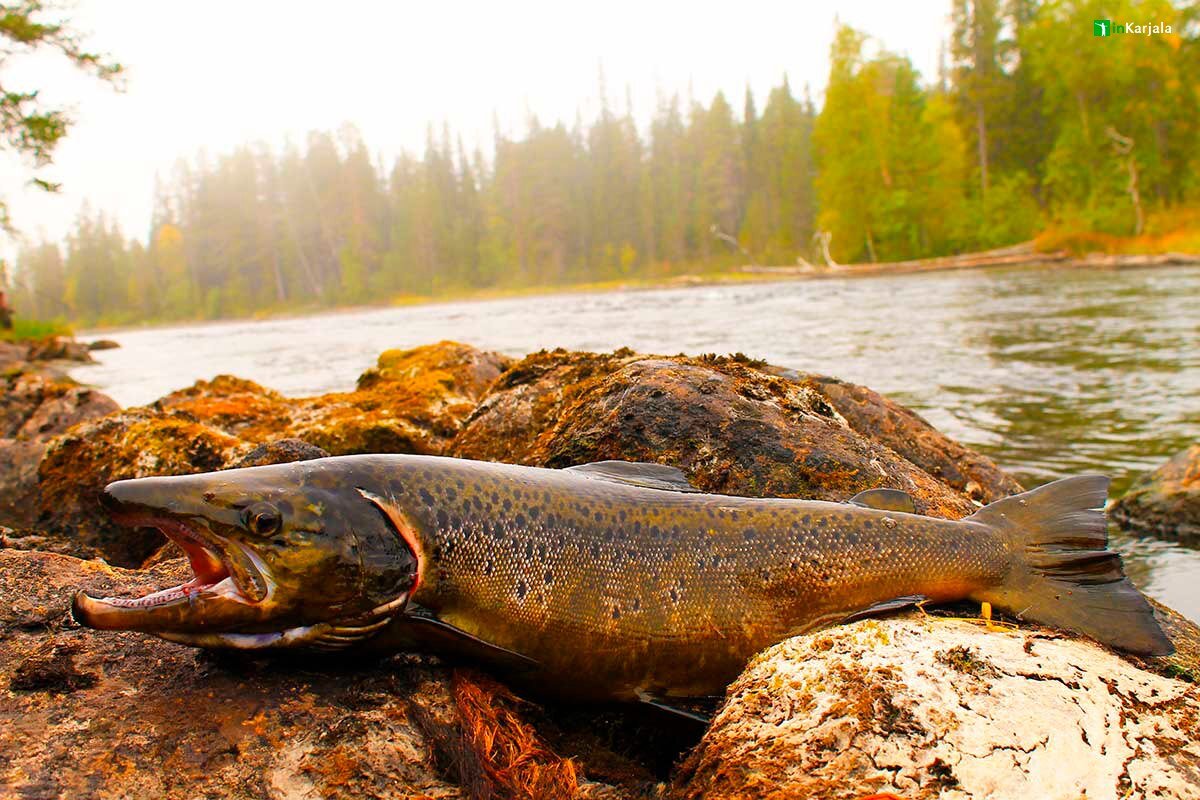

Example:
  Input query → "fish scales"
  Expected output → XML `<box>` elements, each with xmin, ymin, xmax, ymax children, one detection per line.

<box><xmin>375</xmin><ymin>458</ymin><xmax>1010</xmax><ymax>699</ymax></box>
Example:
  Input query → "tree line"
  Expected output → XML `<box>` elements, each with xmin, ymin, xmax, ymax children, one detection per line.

<box><xmin>10</xmin><ymin>0</ymin><xmax>1199</xmax><ymax>325</ymax></box>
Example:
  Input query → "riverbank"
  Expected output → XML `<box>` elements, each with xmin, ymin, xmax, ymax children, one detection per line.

<box><xmin>77</xmin><ymin>236</ymin><xmax>1200</xmax><ymax>337</ymax></box>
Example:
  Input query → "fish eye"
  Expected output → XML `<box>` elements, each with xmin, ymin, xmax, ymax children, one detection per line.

<box><xmin>241</xmin><ymin>502</ymin><xmax>282</xmax><ymax>536</ymax></box>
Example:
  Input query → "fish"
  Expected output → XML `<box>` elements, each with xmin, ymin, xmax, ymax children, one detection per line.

<box><xmin>73</xmin><ymin>454</ymin><xmax>1173</xmax><ymax>709</ymax></box>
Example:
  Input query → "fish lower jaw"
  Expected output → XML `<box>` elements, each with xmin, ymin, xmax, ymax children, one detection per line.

<box><xmin>97</xmin><ymin>576</ymin><xmax>243</xmax><ymax>609</ymax></box>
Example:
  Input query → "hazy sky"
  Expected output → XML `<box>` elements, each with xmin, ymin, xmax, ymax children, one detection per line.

<box><xmin>0</xmin><ymin>1</ymin><xmax>951</xmax><ymax>257</ymax></box>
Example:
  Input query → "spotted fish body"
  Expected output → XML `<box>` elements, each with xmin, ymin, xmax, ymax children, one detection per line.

<box><xmin>359</xmin><ymin>455</ymin><xmax>1165</xmax><ymax>700</ymax></box>
<box><xmin>75</xmin><ymin>454</ymin><xmax>1172</xmax><ymax>703</ymax></box>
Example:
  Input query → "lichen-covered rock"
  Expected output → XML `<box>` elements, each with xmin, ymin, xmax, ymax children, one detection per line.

<box><xmin>357</xmin><ymin>339</ymin><xmax>512</xmax><ymax>395</ymax></box>
<box><xmin>36</xmin><ymin>409</ymin><xmax>247</xmax><ymax>566</ymax></box>
<box><xmin>1111</xmin><ymin>443</ymin><xmax>1200</xmax><ymax>546</ymax></box>
<box><xmin>453</xmin><ymin>350</ymin><xmax>982</xmax><ymax>518</ymax></box>
<box><xmin>25</xmin><ymin>335</ymin><xmax>95</xmax><ymax>363</ymax></box>
<box><xmin>770</xmin><ymin>369</ymin><xmax>1023</xmax><ymax>503</ymax></box>
<box><xmin>0</xmin><ymin>371</ymin><xmax>118</xmax><ymax>527</ymax></box>
<box><xmin>0</xmin><ymin>549</ymin><xmax>462</xmax><ymax>799</ymax></box>
<box><xmin>672</xmin><ymin>616</ymin><xmax>1200</xmax><ymax>800</ymax></box>
<box><xmin>30</xmin><ymin>342</ymin><xmax>509</xmax><ymax>566</ymax></box>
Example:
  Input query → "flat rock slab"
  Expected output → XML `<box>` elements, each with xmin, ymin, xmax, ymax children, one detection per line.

<box><xmin>674</xmin><ymin>615</ymin><xmax>1200</xmax><ymax>800</ymax></box>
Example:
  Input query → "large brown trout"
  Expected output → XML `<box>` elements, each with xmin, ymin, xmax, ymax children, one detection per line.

<box><xmin>73</xmin><ymin>455</ymin><xmax>1172</xmax><ymax>706</ymax></box>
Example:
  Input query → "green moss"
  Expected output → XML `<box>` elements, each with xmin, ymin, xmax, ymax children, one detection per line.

<box><xmin>0</xmin><ymin>318</ymin><xmax>72</xmax><ymax>342</ymax></box>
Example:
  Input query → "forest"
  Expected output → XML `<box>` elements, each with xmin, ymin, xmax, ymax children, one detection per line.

<box><xmin>9</xmin><ymin>0</ymin><xmax>1200</xmax><ymax>325</ymax></box>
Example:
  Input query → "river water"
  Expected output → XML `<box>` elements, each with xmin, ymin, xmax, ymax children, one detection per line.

<box><xmin>76</xmin><ymin>264</ymin><xmax>1200</xmax><ymax>621</ymax></box>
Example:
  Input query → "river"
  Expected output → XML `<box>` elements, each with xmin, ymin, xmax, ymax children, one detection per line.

<box><xmin>76</xmin><ymin>264</ymin><xmax>1200</xmax><ymax>621</ymax></box>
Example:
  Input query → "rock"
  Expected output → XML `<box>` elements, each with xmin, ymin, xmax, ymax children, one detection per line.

<box><xmin>26</xmin><ymin>335</ymin><xmax>94</xmax><ymax>364</ymax></box>
<box><xmin>357</xmin><ymin>339</ymin><xmax>511</xmax><ymax>395</ymax></box>
<box><xmin>85</xmin><ymin>339</ymin><xmax>121</xmax><ymax>351</ymax></box>
<box><xmin>229</xmin><ymin>438</ymin><xmax>331</xmax><ymax>469</ymax></box>
<box><xmin>0</xmin><ymin>549</ymin><xmax>627</xmax><ymax>799</ymax></box>
<box><xmin>769</xmin><ymin>368</ymin><xmax>1023</xmax><ymax>503</ymax></box>
<box><xmin>672</xmin><ymin>615</ymin><xmax>1200</xmax><ymax>800</ymax></box>
<box><xmin>31</xmin><ymin>342</ymin><xmax>510</xmax><ymax>566</ymax></box>
<box><xmin>0</xmin><ymin>549</ymin><xmax>461</xmax><ymax>799</ymax></box>
<box><xmin>0</xmin><ymin>371</ymin><xmax>119</xmax><ymax>528</ymax></box>
<box><xmin>453</xmin><ymin>350</ymin><xmax>988</xmax><ymax>518</ymax></box>
<box><xmin>1111</xmin><ymin>443</ymin><xmax>1200</xmax><ymax>545</ymax></box>
<box><xmin>36</xmin><ymin>409</ymin><xmax>247</xmax><ymax>566</ymax></box>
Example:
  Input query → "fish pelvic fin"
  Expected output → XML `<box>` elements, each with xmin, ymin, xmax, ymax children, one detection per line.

<box><xmin>968</xmin><ymin>475</ymin><xmax>1173</xmax><ymax>657</ymax></box>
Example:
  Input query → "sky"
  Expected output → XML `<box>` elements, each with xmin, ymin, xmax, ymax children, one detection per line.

<box><xmin>0</xmin><ymin>1</ymin><xmax>952</xmax><ymax>258</ymax></box>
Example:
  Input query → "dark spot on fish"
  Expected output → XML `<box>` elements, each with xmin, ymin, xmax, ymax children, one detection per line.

<box><xmin>612</xmin><ymin>606</ymin><xmax>620</xmax><ymax>620</ymax></box>
<box><xmin>525</xmin><ymin>541</ymin><xmax>534</xmax><ymax>558</ymax></box>
<box><xmin>490</xmin><ymin>492</ymin><xmax>500</xmax><ymax>504</ymax></box>
<box><xmin>590</xmin><ymin>543</ymin><xmax>601</xmax><ymax>558</ymax></box>
<box><xmin>456</xmin><ymin>479</ymin><xmax>465</xmax><ymax>491</ymax></box>
<box><xmin>503</xmin><ymin>498</ymin><xmax>513</xmax><ymax>512</ymax></box>
<box><xmin>472</xmin><ymin>496</ymin><xmax>483</xmax><ymax>511</ymax></box>
<box><xmin>419</xmin><ymin>489</ymin><xmax>434</xmax><ymax>506</ymax></box>
<box><xmin>801</xmin><ymin>515</ymin><xmax>811</xmax><ymax>525</ymax></box>
<box><xmin>514</xmin><ymin>513</ymin><xmax>526</xmax><ymax>528</ymax></box>
<box><xmin>538</xmin><ymin>544</ymin><xmax>547</xmax><ymax>559</ymax></box>
<box><xmin>484</xmin><ymin>559</ymin><xmax>494</xmax><ymax>576</ymax></box>
<box><xmin>528</xmin><ymin>506</ymin><xmax>540</xmax><ymax>520</ymax></box>
<box><xmin>543</xmin><ymin>569</ymin><xmax>553</xmax><ymax>585</ymax></box>
<box><xmin>436</xmin><ymin>509</ymin><xmax>449</xmax><ymax>528</ymax></box>
<box><xmin>632</xmin><ymin>597</ymin><xmax>641</xmax><ymax>612</ymax></box>
<box><xmin>759</xmin><ymin>567</ymin><xmax>771</xmax><ymax>581</ymax></box>
<box><xmin>618</xmin><ymin>510</ymin><xmax>627</xmax><ymax>521</ymax></box>
<box><xmin>862</xmin><ymin>520</ymin><xmax>873</xmax><ymax>530</ymax></box>
<box><xmin>663</xmin><ymin>549</ymin><xmax>674</xmax><ymax>562</ymax></box>
<box><xmin>594</xmin><ymin>511</ymin><xmax>603</xmax><ymax>522</ymax></box>
<box><xmin>669</xmin><ymin>587</ymin><xmax>680</xmax><ymax>603</ymax></box>
<box><xmin>515</xmin><ymin>580</ymin><xmax>528</xmax><ymax>600</ymax></box>
<box><xmin>445</xmin><ymin>487</ymin><xmax>457</xmax><ymax>502</ymax></box>
<box><xmin>744</xmin><ymin>528</ymin><xmax>757</xmax><ymax>541</ymax></box>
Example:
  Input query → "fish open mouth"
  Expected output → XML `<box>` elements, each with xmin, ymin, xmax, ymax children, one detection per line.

<box><xmin>73</xmin><ymin>508</ymin><xmax>272</xmax><ymax>631</ymax></box>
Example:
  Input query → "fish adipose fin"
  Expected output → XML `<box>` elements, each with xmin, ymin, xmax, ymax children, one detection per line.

<box><xmin>565</xmin><ymin>461</ymin><xmax>701</xmax><ymax>493</ymax></box>
<box><xmin>848</xmin><ymin>488</ymin><xmax>916</xmax><ymax>514</ymax></box>
<box><xmin>969</xmin><ymin>475</ymin><xmax>1173</xmax><ymax>656</ymax></box>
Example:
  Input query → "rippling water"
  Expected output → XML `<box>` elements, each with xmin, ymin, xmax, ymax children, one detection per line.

<box><xmin>76</xmin><ymin>264</ymin><xmax>1200</xmax><ymax>621</ymax></box>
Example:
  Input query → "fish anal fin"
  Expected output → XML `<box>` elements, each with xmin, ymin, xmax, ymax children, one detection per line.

<box><xmin>565</xmin><ymin>460</ymin><xmax>700</xmax><ymax>493</ymax></box>
<box><xmin>841</xmin><ymin>595</ymin><xmax>928</xmax><ymax>624</ymax></box>
<box><xmin>402</xmin><ymin>603</ymin><xmax>539</xmax><ymax>670</ymax></box>
<box><xmin>635</xmin><ymin>689</ymin><xmax>718</xmax><ymax>724</ymax></box>
<box><xmin>848</xmin><ymin>488</ymin><xmax>916</xmax><ymax>514</ymax></box>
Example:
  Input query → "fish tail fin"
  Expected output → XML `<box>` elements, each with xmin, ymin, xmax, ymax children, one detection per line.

<box><xmin>968</xmin><ymin>475</ymin><xmax>1173</xmax><ymax>656</ymax></box>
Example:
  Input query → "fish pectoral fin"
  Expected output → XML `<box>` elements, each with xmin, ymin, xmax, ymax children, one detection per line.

<box><xmin>635</xmin><ymin>690</ymin><xmax>719</xmax><ymax>724</ymax></box>
<box><xmin>402</xmin><ymin>603</ymin><xmax>539</xmax><ymax>671</ymax></box>
<box><xmin>841</xmin><ymin>595</ymin><xmax>929</xmax><ymax>624</ymax></box>
<box><xmin>847</xmin><ymin>488</ymin><xmax>917</xmax><ymax>514</ymax></box>
<box><xmin>565</xmin><ymin>460</ymin><xmax>701</xmax><ymax>493</ymax></box>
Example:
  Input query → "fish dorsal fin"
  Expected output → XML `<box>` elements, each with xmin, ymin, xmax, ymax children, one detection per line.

<box><xmin>848</xmin><ymin>487</ymin><xmax>916</xmax><ymax>514</ymax></box>
<box><xmin>565</xmin><ymin>460</ymin><xmax>701</xmax><ymax>493</ymax></box>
